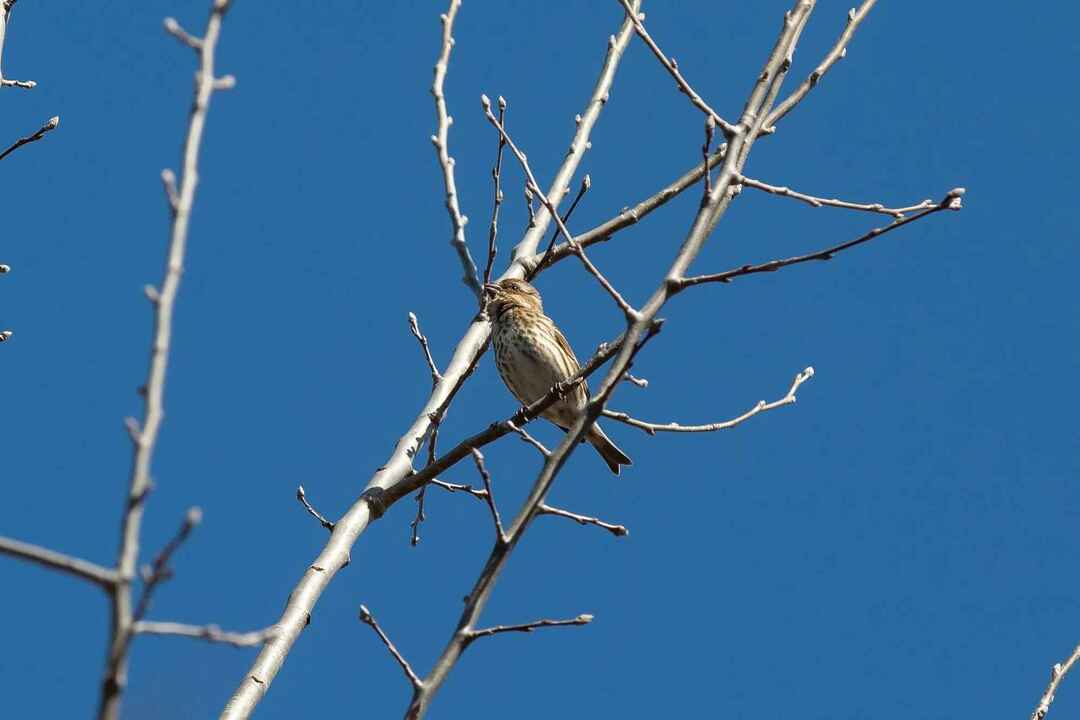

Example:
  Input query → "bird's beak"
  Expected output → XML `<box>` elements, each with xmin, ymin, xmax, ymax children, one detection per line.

<box><xmin>483</xmin><ymin>283</ymin><xmax>500</xmax><ymax>297</ymax></box>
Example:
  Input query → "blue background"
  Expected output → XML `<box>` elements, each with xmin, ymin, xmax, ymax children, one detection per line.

<box><xmin>2</xmin><ymin>1</ymin><xmax>1077</xmax><ymax>718</ymax></box>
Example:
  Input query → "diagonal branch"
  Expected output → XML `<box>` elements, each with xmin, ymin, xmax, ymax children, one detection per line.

<box><xmin>359</xmin><ymin>605</ymin><xmax>423</xmax><ymax>690</ymax></box>
<box><xmin>676</xmin><ymin>188</ymin><xmax>964</xmax><ymax>289</ymax></box>
<box><xmin>134</xmin><ymin>621</ymin><xmax>275</xmax><ymax>648</ymax></box>
<box><xmin>0</xmin><ymin>116</ymin><xmax>58</xmax><ymax>161</ymax></box>
<box><xmin>471</xmin><ymin>449</ymin><xmax>505</xmax><ymax>542</ymax></box>
<box><xmin>407</xmin><ymin>312</ymin><xmax>442</xmax><ymax>386</ymax></box>
<box><xmin>296</xmin><ymin>485</ymin><xmax>335</xmax><ymax>532</ymax></box>
<box><xmin>0</xmin><ymin>0</ymin><xmax>36</xmax><ymax>89</ymax></box>
<box><xmin>431</xmin><ymin>0</ymin><xmax>482</xmax><ymax>298</ymax></box>
<box><xmin>604</xmin><ymin>367</ymin><xmax>814</xmax><ymax>434</ymax></box>
<box><xmin>616</xmin><ymin>0</ymin><xmax>737</xmax><ymax>137</ymax></box>
<box><xmin>736</xmin><ymin>173</ymin><xmax>935</xmax><ymax>218</ymax></box>
<box><xmin>133</xmin><ymin>507</ymin><xmax>203</xmax><ymax>622</ymax></box>
<box><xmin>533</xmin><ymin>174</ymin><xmax>591</xmax><ymax>276</ymax></box>
<box><xmin>0</xmin><ymin>536</ymin><xmax>119</xmax><ymax>589</ymax></box>
<box><xmin>1032</xmin><ymin>644</ymin><xmax>1080</xmax><ymax>720</ymax></box>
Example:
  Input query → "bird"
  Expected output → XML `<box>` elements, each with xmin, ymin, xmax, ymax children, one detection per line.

<box><xmin>484</xmin><ymin>278</ymin><xmax>631</xmax><ymax>475</ymax></box>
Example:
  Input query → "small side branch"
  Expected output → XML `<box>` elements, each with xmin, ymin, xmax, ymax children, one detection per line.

<box><xmin>0</xmin><ymin>0</ymin><xmax>36</xmax><ymax>88</ymax></box>
<box><xmin>465</xmin><ymin>614</ymin><xmax>593</xmax><ymax>644</ymax></box>
<box><xmin>430</xmin><ymin>0</ymin><xmax>482</xmax><ymax>298</ymax></box>
<box><xmin>737</xmin><ymin>173</ymin><xmax>934</xmax><ymax>218</ymax></box>
<box><xmin>538</xmin><ymin>503</ymin><xmax>628</xmax><ymax>537</ymax></box>
<box><xmin>676</xmin><ymin>189</ymin><xmax>965</xmax><ymax>289</ymax></box>
<box><xmin>483</xmin><ymin>96</ymin><xmax>507</xmax><ymax>285</ymax></box>
<box><xmin>604</xmin><ymin>367</ymin><xmax>814</xmax><ymax>435</ymax></box>
<box><xmin>0</xmin><ymin>116</ymin><xmax>58</xmax><ymax>161</ymax></box>
<box><xmin>1032</xmin><ymin>644</ymin><xmax>1080</xmax><ymax>720</ymax></box>
<box><xmin>533</xmin><ymin>174</ymin><xmax>591</xmax><ymax>276</ymax></box>
<box><xmin>616</xmin><ymin>0</ymin><xmax>737</xmax><ymax>136</ymax></box>
<box><xmin>359</xmin><ymin>605</ymin><xmax>423</xmax><ymax>690</ymax></box>
<box><xmin>0</xmin><ymin>535</ymin><xmax>119</xmax><ymax>589</ymax></box>
<box><xmin>133</xmin><ymin>507</ymin><xmax>203</xmax><ymax>622</ymax></box>
<box><xmin>407</xmin><ymin>312</ymin><xmax>442</xmax><ymax>387</ymax></box>
<box><xmin>471</xmin><ymin>449</ymin><xmax>506</xmax><ymax>543</ymax></box>
<box><xmin>764</xmin><ymin>0</ymin><xmax>878</xmax><ymax>132</ymax></box>
<box><xmin>296</xmin><ymin>486</ymin><xmax>335</xmax><ymax>532</ymax></box>
<box><xmin>481</xmin><ymin>95</ymin><xmax>639</xmax><ymax>321</ymax></box>
<box><xmin>134</xmin><ymin>621</ymin><xmax>274</xmax><ymax>648</ymax></box>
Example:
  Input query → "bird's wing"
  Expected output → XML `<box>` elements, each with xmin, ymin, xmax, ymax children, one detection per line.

<box><xmin>549</xmin><ymin>321</ymin><xmax>591</xmax><ymax>400</ymax></box>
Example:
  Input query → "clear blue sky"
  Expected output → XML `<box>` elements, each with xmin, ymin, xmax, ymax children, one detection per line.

<box><xmin>2</xmin><ymin>1</ymin><xmax>1077</xmax><ymax>718</ymax></box>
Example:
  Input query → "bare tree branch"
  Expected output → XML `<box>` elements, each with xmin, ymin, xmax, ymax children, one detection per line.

<box><xmin>221</xmin><ymin>4</ymin><xmax>639</xmax><ymax>710</ymax></box>
<box><xmin>471</xmin><ymin>449</ymin><xmax>505</xmax><ymax>542</ymax></box>
<box><xmin>296</xmin><ymin>485</ymin><xmax>335</xmax><ymax>532</ymax></box>
<box><xmin>0</xmin><ymin>116</ymin><xmax>58</xmax><ymax>161</ymax></box>
<box><xmin>537</xmin><ymin>504</ymin><xmax>628</xmax><ymax>537</ymax></box>
<box><xmin>676</xmin><ymin>188</ymin><xmax>964</xmax><ymax>289</ymax></box>
<box><xmin>482</xmin><ymin>94</ymin><xmax>639</xmax><ymax>321</ymax></box>
<box><xmin>0</xmin><ymin>536</ymin><xmax>119</xmax><ymax>589</ymax></box>
<box><xmin>533</xmin><ymin>173</ymin><xmax>591</xmax><ymax>276</ymax></box>
<box><xmin>133</xmin><ymin>621</ymin><xmax>275</xmax><ymax>648</ymax></box>
<box><xmin>616</xmin><ymin>0</ymin><xmax>737</xmax><ymax>137</ymax></box>
<box><xmin>0</xmin><ymin>0</ymin><xmax>36</xmax><ymax>88</ymax></box>
<box><xmin>431</xmin><ymin>0</ymin><xmax>482</xmax><ymax>299</ymax></box>
<box><xmin>1032</xmin><ymin>644</ymin><xmax>1080</xmax><ymax>720</ymax></box>
<box><xmin>133</xmin><ymin>507</ymin><xmax>203</xmax><ymax>623</ymax></box>
<box><xmin>737</xmin><ymin>173</ymin><xmax>935</xmax><ymax>218</ymax></box>
<box><xmin>604</xmin><ymin>367</ymin><xmax>814</xmax><ymax>435</ymax></box>
<box><xmin>465</xmin><ymin>614</ymin><xmax>593</xmax><ymax>643</ymax></box>
<box><xmin>764</xmin><ymin>0</ymin><xmax>877</xmax><ymax>132</ymax></box>
<box><xmin>407</xmin><ymin>312</ymin><xmax>442</xmax><ymax>386</ymax></box>
<box><xmin>98</xmin><ymin>3</ymin><xmax>234</xmax><ymax>717</ymax></box>
<box><xmin>483</xmin><ymin>96</ymin><xmax>507</xmax><ymax>285</ymax></box>
<box><xmin>358</xmin><ymin>605</ymin><xmax>423</xmax><ymax>690</ymax></box>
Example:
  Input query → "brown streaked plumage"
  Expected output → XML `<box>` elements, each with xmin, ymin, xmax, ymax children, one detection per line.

<box><xmin>484</xmin><ymin>278</ymin><xmax>631</xmax><ymax>475</ymax></box>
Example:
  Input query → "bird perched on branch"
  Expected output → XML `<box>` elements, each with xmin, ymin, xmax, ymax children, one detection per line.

<box><xmin>484</xmin><ymin>278</ymin><xmax>631</xmax><ymax>475</ymax></box>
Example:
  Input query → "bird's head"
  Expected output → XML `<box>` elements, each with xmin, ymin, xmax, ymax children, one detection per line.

<box><xmin>483</xmin><ymin>278</ymin><xmax>543</xmax><ymax>316</ymax></box>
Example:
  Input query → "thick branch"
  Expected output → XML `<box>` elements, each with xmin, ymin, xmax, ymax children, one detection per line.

<box><xmin>676</xmin><ymin>188</ymin><xmax>964</xmax><ymax>289</ymax></box>
<box><xmin>604</xmin><ymin>367</ymin><xmax>813</xmax><ymax>435</ymax></box>
<box><xmin>220</xmin><ymin>3</ymin><xmax>637</xmax><ymax>715</ymax></box>
<box><xmin>0</xmin><ymin>536</ymin><xmax>119</xmax><ymax>589</ymax></box>
<box><xmin>1032</xmin><ymin>644</ymin><xmax>1080</xmax><ymax>720</ymax></box>
<box><xmin>99</xmin><ymin>3</ymin><xmax>233</xmax><ymax>718</ymax></box>
<box><xmin>0</xmin><ymin>116</ymin><xmax>58</xmax><ymax>161</ymax></box>
<box><xmin>431</xmin><ymin>0</ymin><xmax>482</xmax><ymax>298</ymax></box>
<box><xmin>134</xmin><ymin>621</ymin><xmax>274</xmax><ymax>648</ymax></box>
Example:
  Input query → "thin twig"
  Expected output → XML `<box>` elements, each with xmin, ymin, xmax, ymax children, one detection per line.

<box><xmin>407</xmin><ymin>312</ymin><xmax>442</xmax><ymax>386</ymax></box>
<box><xmin>99</xmin><ymin>3</ymin><xmax>233</xmax><ymax>718</ymax></box>
<box><xmin>616</xmin><ymin>0</ymin><xmax>737</xmax><ymax>136</ymax></box>
<box><xmin>133</xmin><ymin>621</ymin><xmax>275</xmax><ymax>648</ymax></box>
<box><xmin>359</xmin><ymin>605</ymin><xmax>423</xmax><ymax>690</ymax></box>
<box><xmin>737</xmin><ymin>173</ymin><xmax>933</xmax><ymax>218</ymax></box>
<box><xmin>524</xmin><ymin>184</ymin><xmax>536</xmax><ymax>228</ymax></box>
<box><xmin>676</xmin><ymin>188</ymin><xmax>965</xmax><ymax>289</ymax></box>
<box><xmin>430</xmin><ymin>0</ymin><xmax>482</xmax><ymax>298</ymax></box>
<box><xmin>471</xmin><ymin>449</ymin><xmax>505</xmax><ymax>541</ymax></box>
<box><xmin>482</xmin><ymin>95</ymin><xmax>639</xmax><ymax>321</ymax></box>
<box><xmin>0</xmin><ymin>116</ymin><xmax>58</xmax><ymax>161</ymax></box>
<box><xmin>0</xmin><ymin>0</ymin><xmax>36</xmax><ymax>88</ymax></box>
<box><xmin>604</xmin><ymin>367</ymin><xmax>814</xmax><ymax>435</ymax></box>
<box><xmin>483</xmin><ymin>96</ymin><xmax>507</xmax><ymax>286</ymax></box>
<box><xmin>701</xmin><ymin>116</ymin><xmax>716</xmax><ymax>202</ymax></box>
<box><xmin>465</xmin><ymin>614</ymin><xmax>593</xmax><ymax>644</ymax></box>
<box><xmin>506</xmin><ymin>420</ymin><xmax>550</xmax><ymax>456</ymax></box>
<box><xmin>0</xmin><ymin>536</ymin><xmax>119</xmax><ymax>589</ymax></box>
<box><xmin>764</xmin><ymin>0</ymin><xmax>877</xmax><ymax>132</ymax></box>
<box><xmin>296</xmin><ymin>486</ymin><xmax>335</xmax><ymax>532</ymax></box>
<box><xmin>623</xmin><ymin>372</ymin><xmax>648</xmax><ymax>388</ymax></box>
<box><xmin>133</xmin><ymin>507</ymin><xmax>203</xmax><ymax>622</ymax></box>
<box><xmin>1032</xmin><ymin>644</ymin><xmax>1080</xmax><ymax>720</ymax></box>
<box><xmin>538</xmin><ymin>504</ymin><xmax>628</xmax><ymax>537</ymax></box>
<box><xmin>534</xmin><ymin>174</ymin><xmax>591</xmax><ymax>276</ymax></box>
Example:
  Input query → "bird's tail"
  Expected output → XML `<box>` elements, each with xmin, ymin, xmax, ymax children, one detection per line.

<box><xmin>587</xmin><ymin>425</ymin><xmax>632</xmax><ymax>475</ymax></box>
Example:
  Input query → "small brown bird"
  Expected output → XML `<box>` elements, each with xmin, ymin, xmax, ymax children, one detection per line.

<box><xmin>484</xmin><ymin>278</ymin><xmax>631</xmax><ymax>475</ymax></box>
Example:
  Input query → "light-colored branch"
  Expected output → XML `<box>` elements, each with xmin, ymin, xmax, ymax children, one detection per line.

<box><xmin>1032</xmin><ymin>644</ymin><xmax>1080</xmax><ymax>720</ymax></box>
<box><xmin>0</xmin><ymin>536</ymin><xmax>119</xmax><ymax>589</ymax></box>
<box><xmin>465</xmin><ymin>614</ymin><xmax>593</xmax><ymax>643</ymax></box>
<box><xmin>220</xmin><ymin>4</ymin><xmax>637</xmax><ymax>712</ymax></box>
<box><xmin>358</xmin><ymin>605</ymin><xmax>423</xmax><ymax>690</ymax></box>
<box><xmin>737</xmin><ymin>173</ymin><xmax>934</xmax><ymax>218</ymax></box>
<box><xmin>482</xmin><ymin>95</ymin><xmax>639</xmax><ymax>321</ymax></box>
<box><xmin>616</xmin><ymin>1</ymin><xmax>737</xmax><ymax>136</ymax></box>
<box><xmin>99</xmin><ymin>3</ymin><xmax>233</xmax><ymax>718</ymax></box>
<box><xmin>0</xmin><ymin>116</ymin><xmax>58</xmax><ymax>161</ymax></box>
<box><xmin>296</xmin><ymin>485</ymin><xmax>335</xmax><ymax>532</ymax></box>
<box><xmin>431</xmin><ymin>0</ymin><xmax>482</xmax><ymax>299</ymax></box>
<box><xmin>471</xmin><ymin>449</ymin><xmax>505</xmax><ymax>542</ymax></box>
<box><xmin>0</xmin><ymin>0</ymin><xmax>36</xmax><ymax>88</ymax></box>
<box><xmin>676</xmin><ymin>188</ymin><xmax>964</xmax><ymax>289</ymax></box>
<box><xmin>533</xmin><ymin>173</ymin><xmax>591</xmax><ymax>275</ymax></box>
<box><xmin>605</xmin><ymin>367</ymin><xmax>813</xmax><ymax>434</ymax></box>
<box><xmin>133</xmin><ymin>621</ymin><xmax>274</xmax><ymax>648</ymax></box>
<box><xmin>764</xmin><ymin>0</ymin><xmax>877</xmax><ymax>132</ymax></box>
<box><xmin>538</xmin><ymin>504</ymin><xmax>628</xmax><ymax>537</ymax></box>
<box><xmin>132</xmin><ymin>507</ymin><xmax>203</xmax><ymax>623</ymax></box>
